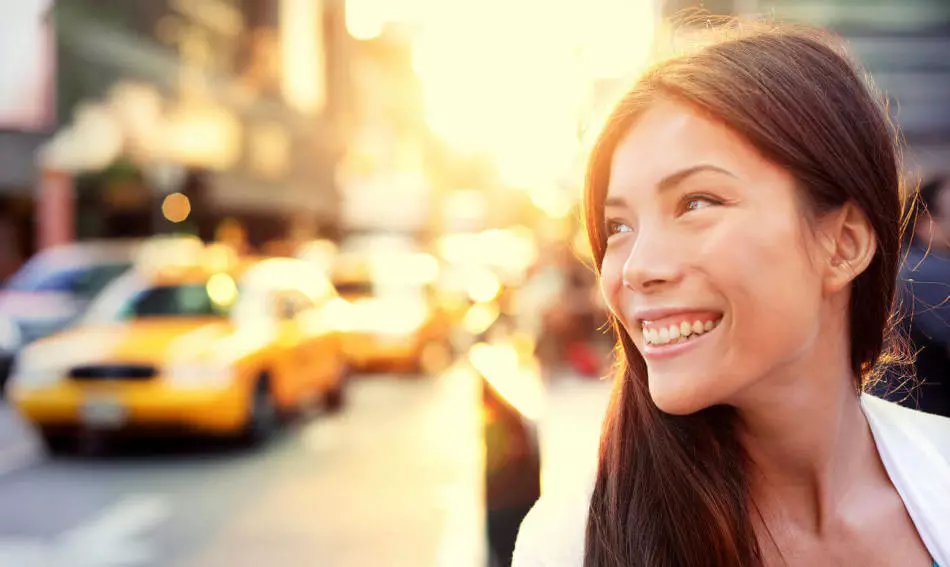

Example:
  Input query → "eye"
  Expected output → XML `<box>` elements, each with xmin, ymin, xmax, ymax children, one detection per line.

<box><xmin>606</xmin><ymin>219</ymin><xmax>633</xmax><ymax>237</ymax></box>
<box><xmin>681</xmin><ymin>194</ymin><xmax>721</xmax><ymax>214</ymax></box>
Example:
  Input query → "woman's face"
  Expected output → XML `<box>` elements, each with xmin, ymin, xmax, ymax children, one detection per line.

<box><xmin>600</xmin><ymin>100</ymin><xmax>830</xmax><ymax>415</ymax></box>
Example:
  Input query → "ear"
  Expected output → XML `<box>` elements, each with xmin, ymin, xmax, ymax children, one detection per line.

<box><xmin>819</xmin><ymin>202</ymin><xmax>877</xmax><ymax>294</ymax></box>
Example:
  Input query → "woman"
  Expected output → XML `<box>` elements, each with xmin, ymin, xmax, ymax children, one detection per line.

<box><xmin>513</xmin><ymin>27</ymin><xmax>950</xmax><ymax>567</ymax></box>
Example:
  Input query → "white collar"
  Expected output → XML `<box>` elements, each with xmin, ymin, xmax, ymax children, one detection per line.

<box><xmin>862</xmin><ymin>394</ymin><xmax>950</xmax><ymax>565</ymax></box>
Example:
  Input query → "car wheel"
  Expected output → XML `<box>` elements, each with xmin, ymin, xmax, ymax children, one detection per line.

<box><xmin>244</xmin><ymin>375</ymin><xmax>279</xmax><ymax>445</ymax></box>
<box><xmin>324</xmin><ymin>364</ymin><xmax>349</xmax><ymax>413</ymax></box>
<box><xmin>0</xmin><ymin>356</ymin><xmax>13</xmax><ymax>400</ymax></box>
<box><xmin>39</xmin><ymin>429</ymin><xmax>76</xmax><ymax>456</ymax></box>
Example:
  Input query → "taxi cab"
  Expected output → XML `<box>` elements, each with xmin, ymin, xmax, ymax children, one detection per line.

<box><xmin>330</xmin><ymin>252</ymin><xmax>453</xmax><ymax>374</ymax></box>
<box><xmin>0</xmin><ymin>238</ymin><xmax>163</xmax><ymax>398</ymax></box>
<box><xmin>8</xmin><ymin>248</ymin><xmax>349</xmax><ymax>452</ymax></box>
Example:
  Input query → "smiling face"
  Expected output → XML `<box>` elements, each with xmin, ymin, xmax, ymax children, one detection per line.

<box><xmin>599</xmin><ymin>100</ymin><xmax>833</xmax><ymax>415</ymax></box>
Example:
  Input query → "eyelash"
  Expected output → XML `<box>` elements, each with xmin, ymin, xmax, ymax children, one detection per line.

<box><xmin>679</xmin><ymin>193</ymin><xmax>722</xmax><ymax>213</ymax></box>
<box><xmin>606</xmin><ymin>220</ymin><xmax>632</xmax><ymax>236</ymax></box>
<box><xmin>605</xmin><ymin>194</ymin><xmax>723</xmax><ymax>237</ymax></box>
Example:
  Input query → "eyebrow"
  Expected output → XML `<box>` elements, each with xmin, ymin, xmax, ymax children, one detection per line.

<box><xmin>604</xmin><ymin>164</ymin><xmax>737</xmax><ymax>208</ymax></box>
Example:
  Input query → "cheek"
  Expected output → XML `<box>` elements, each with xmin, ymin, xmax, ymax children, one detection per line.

<box><xmin>598</xmin><ymin>249</ymin><xmax>626</xmax><ymax>318</ymax></box>
<box><xmin>699</xmin><ymin>210</ymin><xmax>816</xmax><ymax>291</ymax></box>
<box><xmin>705</xmin><ymin>216</ymin><xmax>823</xmax><ymax>358</ymax></box>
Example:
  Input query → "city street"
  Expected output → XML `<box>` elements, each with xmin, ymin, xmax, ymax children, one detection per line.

<box><xmin>0</xmin><ymin>366</ymin><xmax>612</xmax><ymax>567</ymax></box>
<box><xmin>0</xmin><ymin>366</ymin><xmax>489</xmax><ymax>567</ymax></box>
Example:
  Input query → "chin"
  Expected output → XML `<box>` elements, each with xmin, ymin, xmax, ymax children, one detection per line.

<box><xmin>647</xmin><ymin>372</ymin><xmax>720</xmax><ymax>416</ymax></box>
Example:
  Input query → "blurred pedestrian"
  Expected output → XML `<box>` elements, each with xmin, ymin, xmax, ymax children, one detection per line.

<box><xmin>513</xmin><ymin>26</ymin><xmax>949</xmax><ymax>567</ymax></box>
<box><xmin>888</xmin><ymin>176</ymin><xmax>950</xmax><ymax>417</ymax></box>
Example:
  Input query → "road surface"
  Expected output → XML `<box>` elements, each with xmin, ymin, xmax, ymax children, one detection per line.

<box><xmin>0</xmin><ymin>368</ymin><xmax>612</xmax><ymax>567</ymax></box>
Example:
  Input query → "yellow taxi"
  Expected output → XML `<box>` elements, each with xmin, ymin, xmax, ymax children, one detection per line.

<box><xmin>8</xmin><ymin>250</ymin><xmax>349</xmax><ymax>452</ymax></box>
<box><xmin>329</xmin><ymin>252</ymin><xmax>453</xmax><ymax>374</ymax></box>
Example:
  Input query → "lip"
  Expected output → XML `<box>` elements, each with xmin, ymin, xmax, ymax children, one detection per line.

<box><xmin>633</xmin><ymin>306</ymin><xmax>723</xmax><ymax>325</ymax></box>
<box><xmin>639</xmin><ymin>317</ymin><xmax>722</xmax><ymax>360</ymax></box>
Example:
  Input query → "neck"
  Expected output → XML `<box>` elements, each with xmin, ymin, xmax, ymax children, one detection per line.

<box><xmin>732</xmin><ymin>342</ymin><xmax>883</xmax><ymax>535</ymax></box>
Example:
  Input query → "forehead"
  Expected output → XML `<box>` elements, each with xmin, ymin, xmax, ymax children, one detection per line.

<box><xmin>606</xmin><ymin>100</ymin><xmax>770</xmax><ymax>197</ymax></box>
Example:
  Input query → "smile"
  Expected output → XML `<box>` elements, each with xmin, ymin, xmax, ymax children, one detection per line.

<box><xmin>640</xmin><ymin>315</ymin><xmax>722</xmax><ymax>347</ymax></box>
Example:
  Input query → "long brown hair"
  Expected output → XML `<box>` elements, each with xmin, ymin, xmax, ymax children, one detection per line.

<box><xmin>583</xmin><ymin>27</ymin><xmax>904</xmax><ymax>566</ymax></box>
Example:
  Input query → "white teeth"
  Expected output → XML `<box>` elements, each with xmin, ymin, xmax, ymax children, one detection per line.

<box><xmin>642</xmin><ymin>318</ymin><xmax>721</xmax><ymax>346</ymax></box>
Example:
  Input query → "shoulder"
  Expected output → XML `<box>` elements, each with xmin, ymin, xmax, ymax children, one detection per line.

<box><xmin>862</xmin><ymin>394</ymin><xmax>950</xmax><ymax>461</ymax></box>
<box><xmin>511</xmin><ymin>482</ymin><xmax>594</xmax><ymax>567</ymax></box>
<box><xmin>862</xmin><ymin>394</ymin><xmax>950</xmax><ymax>561</ymax></box>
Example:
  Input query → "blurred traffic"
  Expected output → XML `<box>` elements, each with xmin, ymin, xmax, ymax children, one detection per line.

<box><xmin>10</xmin><ymin>239</ymin><xmax>352</xmax><ymax>448</ymax></box>
<box><xmin>0</xmin><ymin>0</ymin><xmax>949</xmax><ymax>566</ymax></box>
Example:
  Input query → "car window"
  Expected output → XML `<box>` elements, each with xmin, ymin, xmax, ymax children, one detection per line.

<box><xmin>278</xmin><ymin>288</ymin><xmax>320</xmax><ymax>319</ymax></box>
<box><xmin>7</xmin><ymin>262</ymin><xmax>131</xmax><ymax>297</ymax></box>
<box><xmin>117</xmin><ymin>284</ymin><xmax>232</xmax><ymax>319</ymax></box>
<box><xmin>291</xmin><ymin>290</ymin><xmax>316</xmax><ymax>313</ymax></box>
<box><xmin>271</xmin><ymin>289</ymin><xmax>301</xmax><ymax>321</ymax></box>
<box><xmin>71</xmin><ymin>264</ymin><xmax>133</xmax><ymax>297</ymax></box>
<box><xmin>333</xmin><ymin>280</ymin><xmax>374</xmax><ymax>297</ymax></box>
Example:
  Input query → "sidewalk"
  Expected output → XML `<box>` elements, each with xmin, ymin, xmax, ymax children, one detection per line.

<box><xmin>173</xmin><ymin>366</ymin><xmax>487</xmax><ymax>567</ymax></box>
<box><xmin>0</xmin><ymin>403</ymin><xmax>42</xmax><ymax>477</ymax></box>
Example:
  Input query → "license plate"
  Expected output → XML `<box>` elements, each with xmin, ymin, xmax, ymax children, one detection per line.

<box><xmin>80</xmin><ymin>396</ymin><xmax>127</xmax><ymax>429</ymax></box>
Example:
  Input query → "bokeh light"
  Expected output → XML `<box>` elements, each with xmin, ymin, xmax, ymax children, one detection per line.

<box><xmin>206</xmin><ymin>273</ymin><xmax>238</xmax><ymax>308</ymax></box>
<box><xmin>161</xmin><ymin>192</ymin><xmax>191</xmax><ymax>223</ymax></box>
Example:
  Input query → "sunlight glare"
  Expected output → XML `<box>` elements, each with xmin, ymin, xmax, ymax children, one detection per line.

<box><xmin>410</xmin><ymin>0</ymin><xmax>657</xmax><ymax>188</ymax></box>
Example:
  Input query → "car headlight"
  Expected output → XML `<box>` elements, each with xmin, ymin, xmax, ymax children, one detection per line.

<box><xmin>166</xmin><ymin>362</ymin><xmax>233</xmax><ymax>389</ymax></box>
<box><xmin>0</xmin><ymin>317</ymin><xmax>21</xmax><ymax>352</ymax></box>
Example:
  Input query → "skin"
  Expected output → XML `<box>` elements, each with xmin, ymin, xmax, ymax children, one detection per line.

<box><xmin>599</xmin><ymin>99</ymin><xmax>932</xmax><ymax>565</ymax></box>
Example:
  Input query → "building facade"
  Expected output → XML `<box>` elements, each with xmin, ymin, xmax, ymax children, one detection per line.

<box><xmin>662</xmin><ymin>0</ymin><xmax>950</xmax><ymax>179</ymax></box>
<box><xmin>0</xmin><ymin>1</ymin><xmax>56</xmax><ymax>279</ymax></box>
<box><xmin>45</xmin><ymin>0</ymin><xmax>350</xmax><ymax>250</ymax></box>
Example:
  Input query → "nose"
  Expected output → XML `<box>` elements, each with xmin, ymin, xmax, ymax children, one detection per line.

<box><xmin>621</xmin><ymin>225</ymin><xmax>684</xmax><ymax>293</ymax></box>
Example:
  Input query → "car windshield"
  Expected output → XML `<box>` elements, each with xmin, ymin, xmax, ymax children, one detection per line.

<box><xmin>333</xmin><ymin>280</ymin><xmax>374</xmax><ymax>297</ymax></box>
<box><xmin>6</xmin><ymin>262</ymin><xmax>132</xmax><ymax>298</ymax></box>
<box><xmin>116</xmin><ymin>284</ymin><xmax>233</xmax><ymax>320</ymax></box>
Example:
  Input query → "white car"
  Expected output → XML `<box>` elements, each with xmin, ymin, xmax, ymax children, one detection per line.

<box><xmin>0</xmin><ymin>238</ymin><xmax>199</xmax><ymax>395</ymax></box>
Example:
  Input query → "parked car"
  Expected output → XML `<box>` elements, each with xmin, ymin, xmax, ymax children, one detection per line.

<box><xmin>331</xmin><ymin>251</ymin><xmax>453</xmax><ymax>374</ymax></box>
<box><xmin>8</xmin><ymin>253</ymin><xmax>349</xmax><ymax>453</ymax></box>
<box><xmin>0</xmin><ymin>240</ymin><xmax>144</xmax><ymax>397</ymax></box>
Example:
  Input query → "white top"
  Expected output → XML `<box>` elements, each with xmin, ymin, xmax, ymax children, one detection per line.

<box><xmin>512</xmin><ymin>394</ymin><xmax>950</xmax><ymax>566</ymax></box>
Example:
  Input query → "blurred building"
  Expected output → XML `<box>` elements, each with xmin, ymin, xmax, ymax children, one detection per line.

<box><xmin>0</xmin><ymin>0</ymin><xmax>55</xmax><ymax>280</ymax></box>
<box><xmin>338</xmin><ymin>16</ymin><xmax>540</xmax><ymax>242</ymax></box>
<box><xmin>45</xmin><ymin>0</ymin><xmax>351</xmax><ymax>250</ymax></box>
<box><xmin>663</xmin><ymin>0</ymin><xmax>950</xmax><ymax>178</ymax></box>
